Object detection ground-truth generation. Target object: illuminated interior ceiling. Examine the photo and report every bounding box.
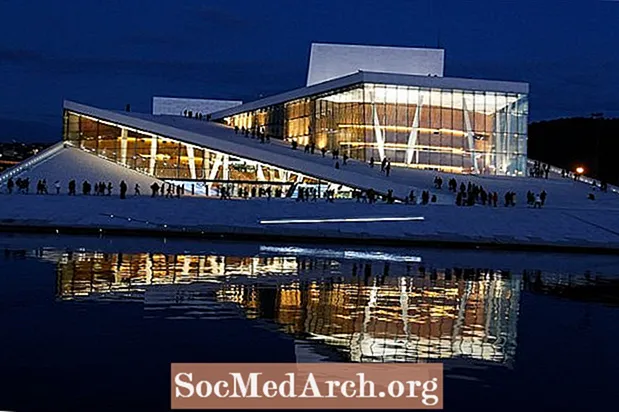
[320,86,521,115]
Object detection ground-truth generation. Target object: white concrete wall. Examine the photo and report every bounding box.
[307,43,445,86]
[152,97,242,116]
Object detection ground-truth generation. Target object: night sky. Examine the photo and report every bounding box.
[0,0,618,141]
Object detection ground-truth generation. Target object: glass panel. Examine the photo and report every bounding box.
[97,121,120,163]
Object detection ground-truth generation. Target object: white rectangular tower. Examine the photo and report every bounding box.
[306,43,445,86]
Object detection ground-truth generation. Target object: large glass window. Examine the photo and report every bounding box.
[62,110,353,199]
[224,83,527,175]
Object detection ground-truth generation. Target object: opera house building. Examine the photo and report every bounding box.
[60,43,529,197]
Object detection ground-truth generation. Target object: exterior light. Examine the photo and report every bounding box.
[576,166,585,175]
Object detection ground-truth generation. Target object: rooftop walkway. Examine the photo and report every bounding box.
[0,145,164,191]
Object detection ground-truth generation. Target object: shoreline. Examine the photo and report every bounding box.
[2,195,619,255]
[1,221,619,255]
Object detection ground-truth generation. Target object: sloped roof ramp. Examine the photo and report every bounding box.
[64,100,435,200]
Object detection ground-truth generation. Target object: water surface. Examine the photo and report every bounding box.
[0,235,617,411]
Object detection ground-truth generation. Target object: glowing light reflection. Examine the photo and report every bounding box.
[259,216,425,225]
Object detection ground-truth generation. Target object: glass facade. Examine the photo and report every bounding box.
[63,110,351,198]
[224,83,528,175]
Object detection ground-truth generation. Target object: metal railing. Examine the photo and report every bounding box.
[0,141,66,186]
[526,158,619,195]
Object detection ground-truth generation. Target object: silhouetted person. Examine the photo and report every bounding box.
[120,180,127,199]
[321,147,326,157]
[370,157,374,168]
[151,182,160,197]
[135,183,140,196]
[68,180,76,195]
[533,193,542,208]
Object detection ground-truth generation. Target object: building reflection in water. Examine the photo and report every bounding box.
[55,250,521,365]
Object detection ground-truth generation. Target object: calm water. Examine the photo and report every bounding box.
[0,235,618,412]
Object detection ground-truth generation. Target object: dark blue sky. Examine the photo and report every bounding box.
[1,0,618,141]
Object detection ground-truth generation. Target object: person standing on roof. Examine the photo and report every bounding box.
[533,193,542,208]
[120,181,127,199]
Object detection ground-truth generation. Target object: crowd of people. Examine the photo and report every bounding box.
[6,177,32,194]
[530,161,550,179]
[148,182,188,198]
[296,187,318,202]
[216,185,286,200]
[4,177,149,200]
[350,188,386,204]
[234,126,271,144]
[435,174,549,208]
[10,150,617,208]
[527,190,547,208]
[283,136,400,178]
[183,110,211,121]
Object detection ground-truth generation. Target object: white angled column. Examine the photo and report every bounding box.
[149,136,158,175]
[406,94,425,165]
[208,153,223,180]
[186,144,197,180]
[494,113,502,172]
[256,164,266,181]
[222,154,230,180]
[372,105,386,161]
[463,99,479,174]
[120,128,128,165]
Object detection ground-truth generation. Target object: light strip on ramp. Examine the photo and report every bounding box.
[259,216,425,225]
